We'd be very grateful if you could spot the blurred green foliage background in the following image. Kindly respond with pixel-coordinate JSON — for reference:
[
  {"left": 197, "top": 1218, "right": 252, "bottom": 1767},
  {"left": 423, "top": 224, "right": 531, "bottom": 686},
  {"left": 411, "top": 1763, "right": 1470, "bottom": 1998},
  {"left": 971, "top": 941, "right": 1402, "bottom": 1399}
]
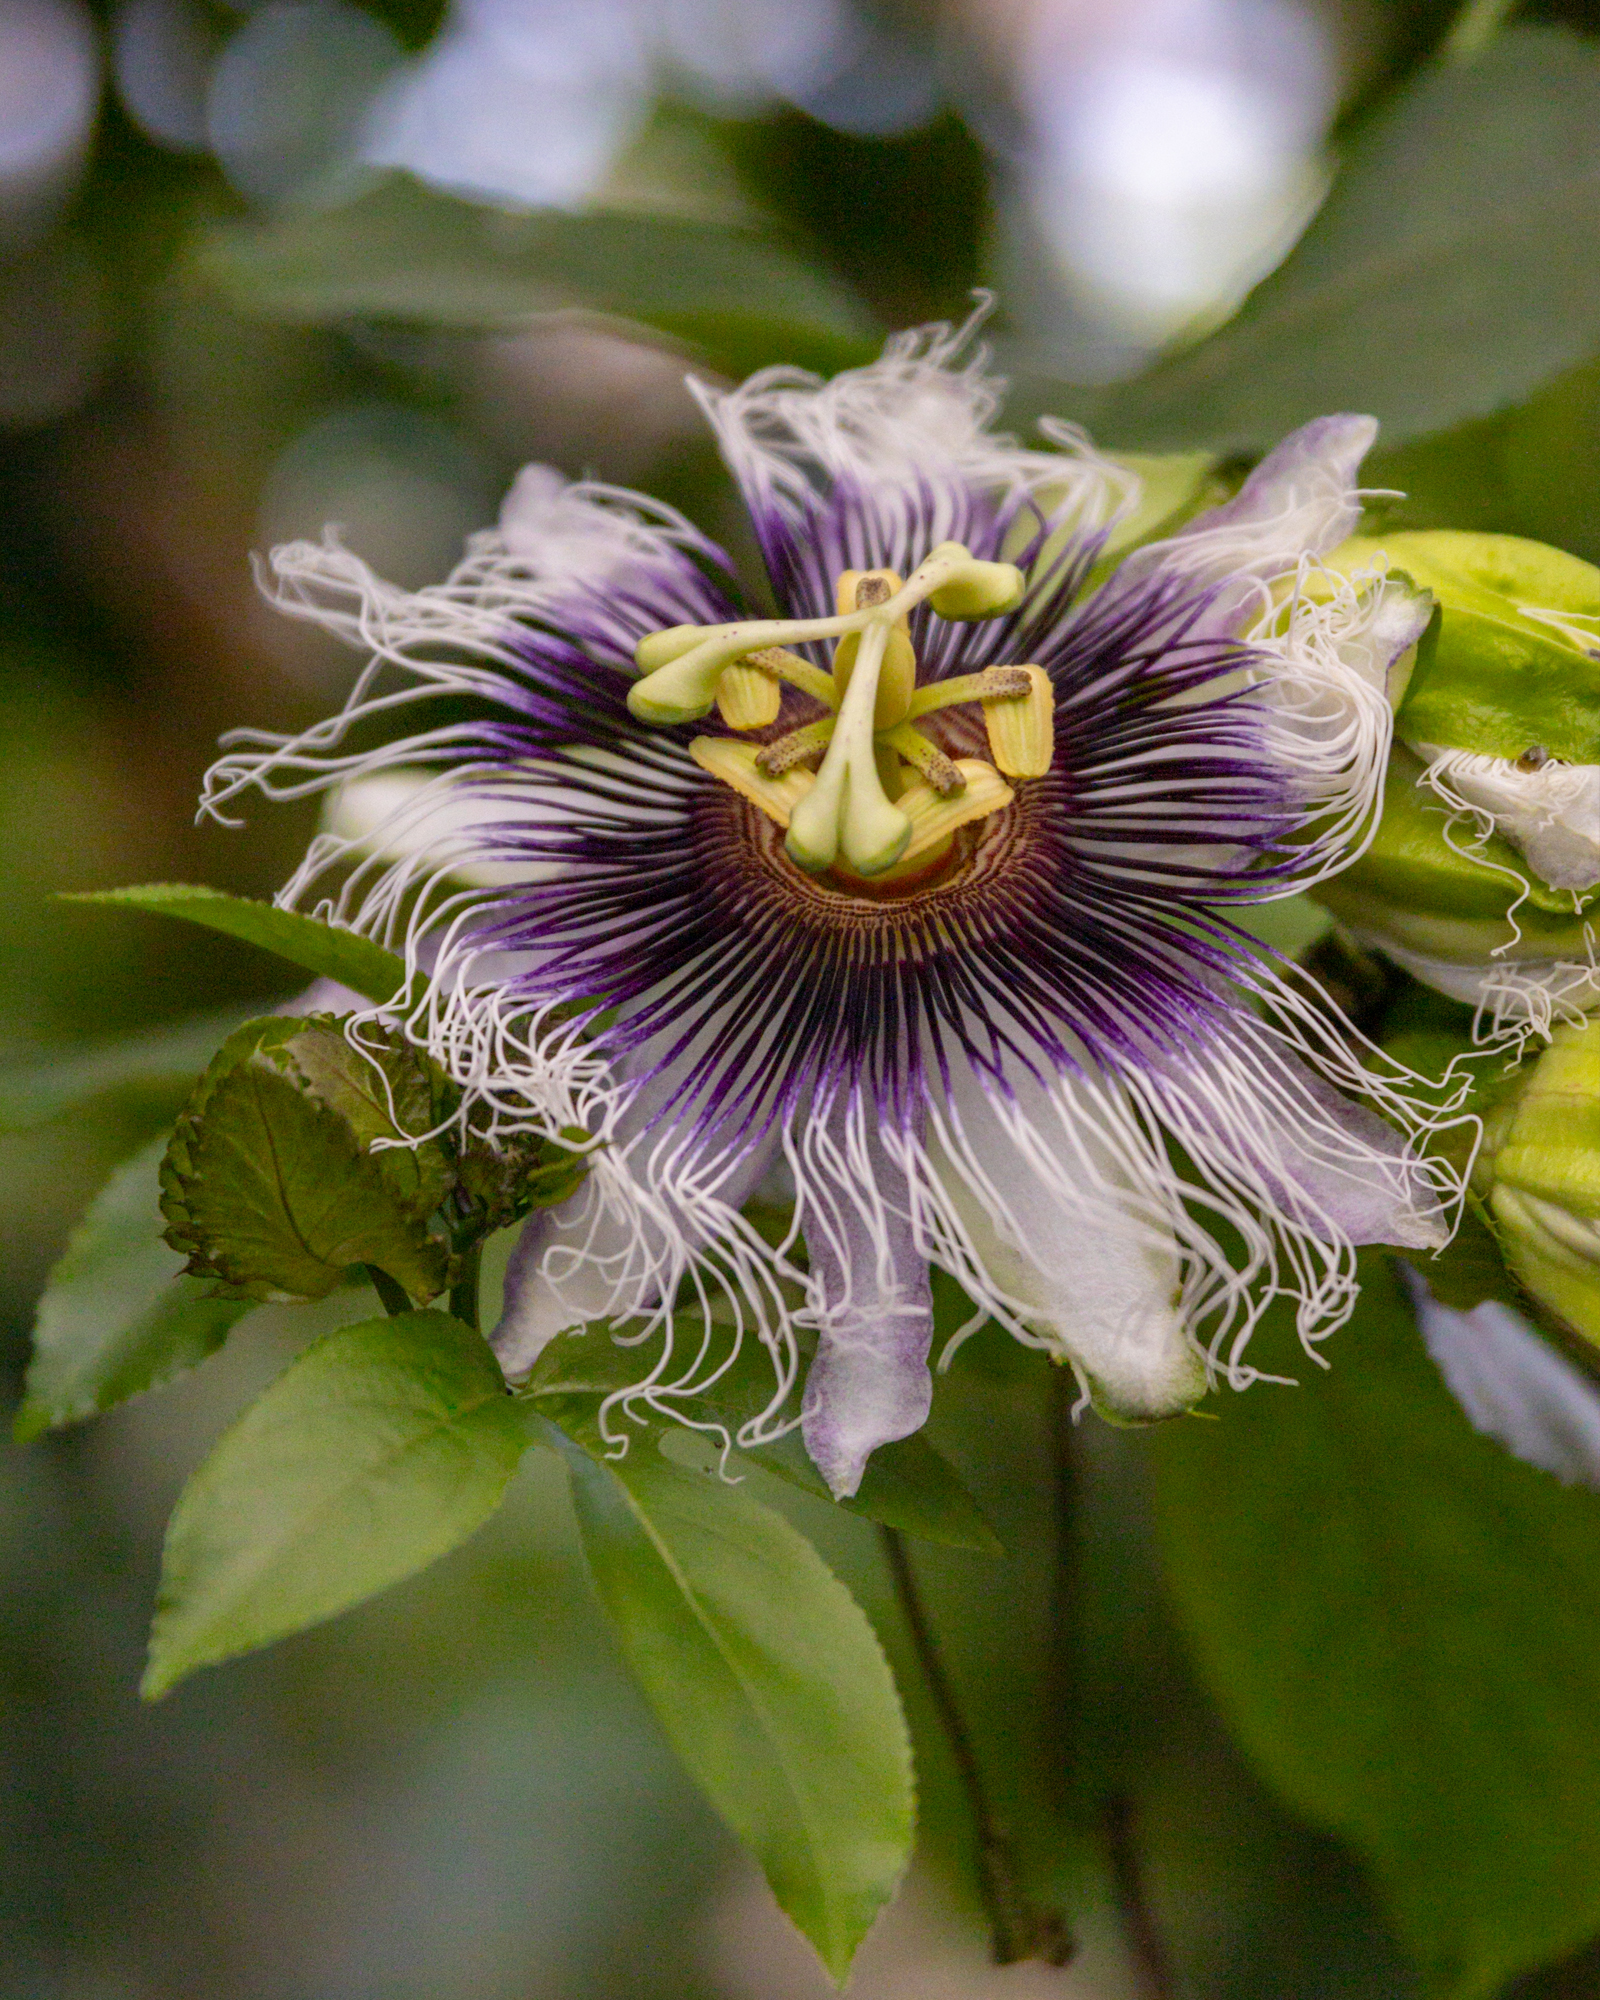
[{"left": 9, "top": 0, "right": 1600, "bottom": 1992}]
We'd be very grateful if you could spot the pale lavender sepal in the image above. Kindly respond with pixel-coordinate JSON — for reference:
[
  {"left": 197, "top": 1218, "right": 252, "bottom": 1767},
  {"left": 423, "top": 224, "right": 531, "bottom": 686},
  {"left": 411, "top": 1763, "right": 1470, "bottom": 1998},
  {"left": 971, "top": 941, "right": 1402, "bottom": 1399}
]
[
  {"left": 1108, "top": 414, "right": 1379, "bottom": 645},
  {"left": 800, "top": 1103, "right": 934, "bottom": 1500},
  {"left": 491, "top": 1063, "right": 782, "bottom": 1380},
  {"left": 1174, "top": 414, "right": 1377, "bottom": 566},
  {"left": 1263, "top": 1061, "right": 1448, "bottom": 1251},
  {"left": 1403, "top": 1265, "right": 1600, "bottom": 1488}
]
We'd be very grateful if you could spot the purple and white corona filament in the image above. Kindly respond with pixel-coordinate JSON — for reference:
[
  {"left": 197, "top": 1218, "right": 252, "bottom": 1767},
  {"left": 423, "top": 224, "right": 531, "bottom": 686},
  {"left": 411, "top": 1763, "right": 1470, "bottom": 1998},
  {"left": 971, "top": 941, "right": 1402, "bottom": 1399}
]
[{"left": 206, "top": 318, "right": 1464, "bottom": 1497}]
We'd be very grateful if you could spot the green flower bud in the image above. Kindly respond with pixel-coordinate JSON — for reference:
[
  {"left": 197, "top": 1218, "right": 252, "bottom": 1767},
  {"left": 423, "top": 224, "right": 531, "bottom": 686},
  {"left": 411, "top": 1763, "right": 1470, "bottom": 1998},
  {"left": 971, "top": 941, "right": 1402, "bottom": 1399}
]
[
  {"left": 1334, "top": 531, "right": 1600, "bottom": 767},
  {"left": 161, "top": 1015, "right": 459, "bottom": 1305},
  {"left": 160, "top": 1016, "right": 593, "bottom": 1308},
  {"left": 1475, "top": 1017, "right": 1600, "bottom": 1348},
  {"left": 1318, "top": 532, "right": 1600, "bottom": 1001}
]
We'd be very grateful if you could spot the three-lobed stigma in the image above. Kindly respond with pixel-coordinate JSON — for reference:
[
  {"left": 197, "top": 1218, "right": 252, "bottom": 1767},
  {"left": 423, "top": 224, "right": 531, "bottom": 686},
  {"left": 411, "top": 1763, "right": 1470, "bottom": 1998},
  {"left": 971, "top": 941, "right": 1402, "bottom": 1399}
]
[{"left": 629, "top": 543, "right": 1054, "bottom": 881}]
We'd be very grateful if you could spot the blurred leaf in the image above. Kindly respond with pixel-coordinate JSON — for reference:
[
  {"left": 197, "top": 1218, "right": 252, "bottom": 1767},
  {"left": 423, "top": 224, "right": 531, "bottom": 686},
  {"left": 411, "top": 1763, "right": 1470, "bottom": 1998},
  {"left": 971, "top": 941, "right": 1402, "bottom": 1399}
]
[
  {"left": 15, "top": 1133, "right": 254, "bottom": 1442},
  {"left": 64, "top": 885, "right": 407, "bottom": 1003},
  {"left": 526, "top": 1316, "right": 999, "bottom": 1552},
  {"left": 0, "top": 1003, "right": 256, "bottom": 1134},
  {"left": 160, "top": 1016, "right": 454, "bottom": 1304},
  {"left": 144, "top": 1310, "right": 526, "bottom": 1698},
  {"left": 747, "top": 1428, "right": 1000, "bottom": 1554},
  {"left": 550, "top": 1419, "right": 913, "bottom": 1982},
  {"left": 193, "top": 171, "right": 882, "bottom": 379},
  {"left": 1154, "top": 1254, "right": 1600, "bottom": 1999},
  {"left": 1101, "top": 28, "right": 1600, "bottom": 449}
]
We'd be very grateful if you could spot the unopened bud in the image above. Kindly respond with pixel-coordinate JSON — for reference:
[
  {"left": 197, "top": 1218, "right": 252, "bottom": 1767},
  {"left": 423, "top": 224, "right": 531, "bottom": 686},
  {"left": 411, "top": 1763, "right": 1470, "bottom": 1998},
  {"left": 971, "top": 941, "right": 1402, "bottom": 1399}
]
[{"left": 1475, "top": 1017, "right": 1600, "bottom": 1348}]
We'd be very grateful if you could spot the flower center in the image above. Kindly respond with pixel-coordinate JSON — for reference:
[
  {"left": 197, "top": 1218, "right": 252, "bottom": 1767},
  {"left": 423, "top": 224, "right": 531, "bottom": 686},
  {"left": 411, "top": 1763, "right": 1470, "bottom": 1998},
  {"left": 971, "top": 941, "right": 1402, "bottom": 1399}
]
[{"left": 627, "top": 541, "right": 1056, "bottom": 880}]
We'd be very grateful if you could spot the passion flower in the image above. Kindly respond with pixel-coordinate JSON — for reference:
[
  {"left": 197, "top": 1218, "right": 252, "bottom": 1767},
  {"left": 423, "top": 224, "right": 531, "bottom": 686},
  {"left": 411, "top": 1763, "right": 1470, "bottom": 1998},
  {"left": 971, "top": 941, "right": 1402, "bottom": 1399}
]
[{"left": 205, "top": 316, "right": 1456, "bottom": 1496}]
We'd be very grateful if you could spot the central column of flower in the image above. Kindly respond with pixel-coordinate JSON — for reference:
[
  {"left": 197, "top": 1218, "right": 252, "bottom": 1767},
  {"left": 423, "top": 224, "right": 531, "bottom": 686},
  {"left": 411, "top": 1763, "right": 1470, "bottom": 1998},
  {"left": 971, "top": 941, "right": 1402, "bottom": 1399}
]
[{"left": 627, "top": 541, "right": 1058, "bottom": 880}]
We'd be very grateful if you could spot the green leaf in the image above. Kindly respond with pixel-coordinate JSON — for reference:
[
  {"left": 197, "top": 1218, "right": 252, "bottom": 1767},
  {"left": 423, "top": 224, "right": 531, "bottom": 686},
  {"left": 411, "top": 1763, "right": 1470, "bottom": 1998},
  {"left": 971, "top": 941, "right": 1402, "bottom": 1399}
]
[
  {"left": 525, "top": 1315, "right": 999, "bottom": 1552},
  {"left": 1153, "top": 1253, "right": 1600, "bottom": 1998},
  {"left": 0, "top": 1003, "right": 257, "bottom": 1133},
  {"left": 144, "top": 1310, "right": 527, "bottom": 1698},
  {"left": 193, "top": 171, "right": 882, "bottom": 379},
  {"left": 63, "top": 884, "right": 406, "bottom": 1004},
  {"left": 551, "top": 1421, "right": 913, "bottom": 1981},
  {"left": 15, "top": 1133, "right": 254, "bottom": 1441},
  {"left": 1101, "top": 28, "right": 1600, "bottom": 449},
  {"left": 160, "top": 1016, "right": 455, "bottom": 1304}
]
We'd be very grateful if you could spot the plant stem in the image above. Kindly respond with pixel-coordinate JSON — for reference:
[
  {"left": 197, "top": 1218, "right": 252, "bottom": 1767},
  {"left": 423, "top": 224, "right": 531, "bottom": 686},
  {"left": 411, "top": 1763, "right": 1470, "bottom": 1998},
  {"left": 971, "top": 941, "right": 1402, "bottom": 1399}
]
[
  {"left": 449, "top": 1241, "right": 482, "bottom": 1333},
  {"left": 364, "top": 1264, "right": 412, "bottom": 1317},
  {"left": 878, "top": 1526, "right": 1072, "bottom": 1967},
  {"left": 1047, "top": 1362, "right": 1081, "bottom": 1809},
  {"left": 1103, "top": 1793, "right": 1175, "bottom": 2000},
  {"left": 1443, "top": 0, "right": 1518, "bottom": 61}
]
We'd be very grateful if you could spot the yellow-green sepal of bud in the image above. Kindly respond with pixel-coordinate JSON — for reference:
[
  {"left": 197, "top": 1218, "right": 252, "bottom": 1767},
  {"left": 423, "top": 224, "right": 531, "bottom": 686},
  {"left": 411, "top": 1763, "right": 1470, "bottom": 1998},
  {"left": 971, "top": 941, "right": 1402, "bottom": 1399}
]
[
  {"left": 1475, "top": 1018, "right": 1600, "bottom": 1346},
  {"left": 1329, "top": 531, "right": 1600, "bottom": 763},
  {"left": 1314, "top": 745, "right": 1597, "bottom": 963},
  {"left": 922, "top": 541, "right": 1026, "bottom": 621}
]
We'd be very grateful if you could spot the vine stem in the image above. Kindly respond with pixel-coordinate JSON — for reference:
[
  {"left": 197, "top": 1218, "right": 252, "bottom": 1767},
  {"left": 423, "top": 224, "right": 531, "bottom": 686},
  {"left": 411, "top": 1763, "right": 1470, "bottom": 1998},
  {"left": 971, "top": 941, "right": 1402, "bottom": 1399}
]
[
  {"left": 1049, "top": 1366, "right": 1174, "bottom": 1999},
  {"left": 1103, "top": 1794, "right": 1176, "bottom": 2000},
  {"left": 878, "top": 1525, "right": 1072, "bottom": 1967},
  {"left": 449, "top": 1240, "right": 483, "bottom": 1333}
]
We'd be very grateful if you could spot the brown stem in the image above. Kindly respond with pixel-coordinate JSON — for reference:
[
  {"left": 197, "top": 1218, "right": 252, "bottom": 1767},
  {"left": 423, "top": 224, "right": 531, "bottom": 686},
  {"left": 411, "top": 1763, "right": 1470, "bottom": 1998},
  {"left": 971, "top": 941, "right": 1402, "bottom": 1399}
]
[
  {"left": 879, "top": 1526, "right": 1073, "bottom": 1967},
  {"left": 1047, "top": 1362, "right": 1081, "bottom": 1810},
  {"left": 1103, "top": 1793, "right": 1176, "bottom": 2000}
]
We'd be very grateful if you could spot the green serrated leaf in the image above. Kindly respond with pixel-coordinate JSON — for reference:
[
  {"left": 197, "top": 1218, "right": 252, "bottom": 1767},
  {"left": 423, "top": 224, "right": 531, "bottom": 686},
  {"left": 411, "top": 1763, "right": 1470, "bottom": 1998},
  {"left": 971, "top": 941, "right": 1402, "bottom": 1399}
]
[
  {"left": 192, "top": 171, "right": 882, "bottom": 379},
  {"left": 1153, "top": 1253, "right": 1600, "bottom": 1999},
  {"left": 0, "top": 1003, "right": 258, "bottom": 1133},
  {"left": 525, "top": 1315, "right": 999, "bottom": 1553},
  {"left": 64, "top": 885, "right": 406, "bottom": 1003},
  {"left": 144, "top": 1310, "right": 527, "bottom": 1699},
  {"left": 15, "top": 1133, "right": 255, "bottom": 1441},
  {"left": 1101, "top": 28, "right": 1600, "bottom": 448},
  {"left": 160, "top": 1016, "right": 455, "bottom": 1303},
  {"left": 550, "top": 1419, "right": 913, "bottom": 1982}
]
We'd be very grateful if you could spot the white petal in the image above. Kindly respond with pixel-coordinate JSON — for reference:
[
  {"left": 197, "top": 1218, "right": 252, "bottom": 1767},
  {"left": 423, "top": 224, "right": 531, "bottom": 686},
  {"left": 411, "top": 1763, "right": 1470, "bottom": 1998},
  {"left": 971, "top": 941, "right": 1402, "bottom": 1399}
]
[
  {"left": 324, "top": 767, "right": 564, "bottom": 889},
  {"left": 1237, "top": 1051, "right": 1448, "bottom": 1252},
  {"left": 1167, "top": 413, "right": 1376, "bottom": 583},
  {"left": 1350, "top": 930, "right": 1600, "bottom": 1032},
  {"left": 1404, "top": 1265, "right": 1600, "bottom": 1488},
  {"left": 931, "top": 1060, "right": 1205, "bottom": 1421},
  {"left": 1115, "top": 414, "right": 1376, "bottom": 624},
  {"left": 694, "top": 311, "right": 1132, "bottom": 574},
  {"left": 1411, "top": 744, "right": 1600, "bottom": 893},
  {"left": 797, "top": 1092, "right": 933, "bottom": 1498},
  {"left": 490, "top": 1030, "right": 781, "bottom": 1378}
]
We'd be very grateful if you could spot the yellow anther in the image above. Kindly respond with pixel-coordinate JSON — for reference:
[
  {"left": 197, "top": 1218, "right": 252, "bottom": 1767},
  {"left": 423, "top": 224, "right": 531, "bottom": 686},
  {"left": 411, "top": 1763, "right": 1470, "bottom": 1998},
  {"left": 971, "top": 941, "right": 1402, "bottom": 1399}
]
[
  {"left": 715, "top": 662, "right": 781, "bottom": 730},
  {"left": 689, "top": 738, "right": 813, "bottom": 825},
  {"left": 981, "top": 665, "right": 1055, "bottom": 779}
]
